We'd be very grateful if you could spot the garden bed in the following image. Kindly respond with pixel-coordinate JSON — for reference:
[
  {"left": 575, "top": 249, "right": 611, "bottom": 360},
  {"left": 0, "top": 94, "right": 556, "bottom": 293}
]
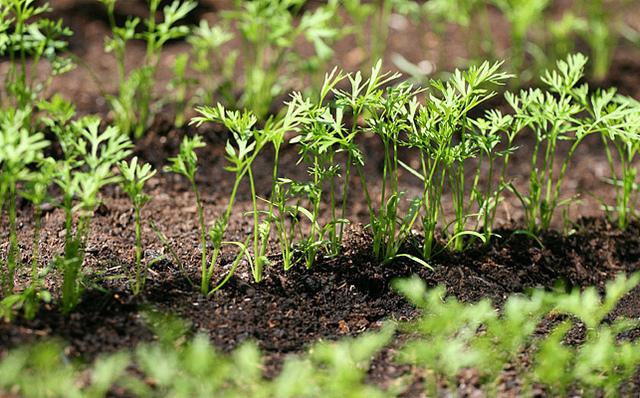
[{"left": 3, "top": 0, "right": 640, "bottom": 396}]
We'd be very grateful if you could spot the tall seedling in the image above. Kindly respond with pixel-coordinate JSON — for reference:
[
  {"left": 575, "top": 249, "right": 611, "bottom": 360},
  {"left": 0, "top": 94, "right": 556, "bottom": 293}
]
[
  {"left": 598, "top": 96, "right": 640, "bottom": 229},
  {"left": 288, "top": 71, "right": 364, "bottom": 265},
  {"left": 166, "top": 132, "right": 253, "bottom": 295},
  {"left": 404, "top": 61, "right": 511, "bottom": 257},
  {"left": 0, "top": 0, "right": 74, "bottom": 112},
  {"left": 119, "top": 158, "right": 157, "bottom": 294},
  {"left": 332, "top": 62, "right": 419, "bottom": 264},
  {"left": 190, "top": 101, "right": 308, "bottom": 284},
  {"left": 100, "top": 0, "right": 197, "bottom": 138},
  {"left": 223, "top": 0, "right": 340, "bottom": 119},
  {"left": 53, "top": 117, "right": 132, "bottom": 313},
  {"left": 505, "top": 54, "right": 632, "bottom": 232},
  {"left": 2, "top": 158, "right": 58, "bottom": 319},
  {"left": 0, "top": 110, "right": 49, "bottom": 295}
]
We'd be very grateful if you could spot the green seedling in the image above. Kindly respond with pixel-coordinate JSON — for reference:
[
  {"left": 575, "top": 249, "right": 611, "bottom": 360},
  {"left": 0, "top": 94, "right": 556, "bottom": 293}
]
[
  {"left": 0, "top": 108, "right": 49, "bottom": 295},
  {"left": 222, "top": 0, "right": 340, "bottom": 119},
  {"left": 394, "top": 277, "right": 549, "bottom": 395},
  {"left": 164, "top": 134, "right": 211, "bottom": 293},
  {"left": 0, "top": 157, "right": 57, "bottom": 320},
  {"left": 165, "top": 133, "right": 253, "bottom": 295},
  {"left": 0, "top": 156, "right": 56, "bottom": 321},
  {"left": 52, "top": 117, "right": 132, "bottom": 313},
  {"left": 0, "top": 341, "right": 129, "bottom": 398},
  {"left": 491, "top": 0, "right": 550, "bottom": 79},
  {"left": 190, "top": 100, "right": 308, "bottom": 284},
  {"left": 342, "top": 0, "right": 420, "bottom": 71},
  {"left": 271, "top": 71, "right": 346, "bottom": 265},
  {"left": 118, "top": 157, "right": 157, "bottom": 295},
  {"left": 364, "top": 84, "right": 423, "bottom": 262},
  {"left": 332, "top": 61, "right": 416, "bottom": 264},
  {"left": 505, "top": 54, "right": 634, "bottom": 232},
  {"left": 0, "top": 320, "right": 394, "bottom": 398},
  {"left": 187, "top": 20, "right": 236, "bottom": 109},
  {"left": 266, "top": 178, "right": 309, "bottom": 271},
  {"left": 289, "top": 94, "right": 357, "bottom": 263},
  {"left": 395, "top": 273, "right": 640, "bottom": 396},
  {"left": 2, "top": 274, "right": 640, "bottom": 396},
  {"left": 533, "top": 273, "right": 640, "bottom": 396},
  {"left": 291, "top": 62, "right": 413, "bottom": 265},
  {"left": 0, "top": 0, "right": 74, "bottom": 113},
  {"left": 403, "top": 61, "right": 511, "bottom": 257},
  {"left": 599, "top": 96, "right": 640, "bottom": 229},
  {"left": 100, "top": 0, "right": 197, "bottom": 138}
]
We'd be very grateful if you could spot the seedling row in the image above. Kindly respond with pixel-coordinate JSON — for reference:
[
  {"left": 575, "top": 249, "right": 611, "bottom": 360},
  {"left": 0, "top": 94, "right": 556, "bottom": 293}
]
[{"left": 2, "top": 1, "right": 640, "bottom": 396}]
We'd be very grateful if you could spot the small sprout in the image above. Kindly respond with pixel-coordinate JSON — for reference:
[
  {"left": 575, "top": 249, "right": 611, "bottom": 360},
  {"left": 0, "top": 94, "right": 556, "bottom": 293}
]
[
  {"left": 0, "top": 109, "right": 49, "bottom": 294},
  {"left": 119, "top": 157, "right": 157, "bottom": 295},
  {"left": 101, "top": 0, "right": 197, "bottom": 137},
  {"left": 51, "top": 116, "right": 133, "bottom": 313}
]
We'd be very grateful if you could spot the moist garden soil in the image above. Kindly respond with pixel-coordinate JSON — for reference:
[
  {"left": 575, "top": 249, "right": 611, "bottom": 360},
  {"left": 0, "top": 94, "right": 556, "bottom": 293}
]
[{"left": 3, "top": 1, "right": 640, "bottom": 396}]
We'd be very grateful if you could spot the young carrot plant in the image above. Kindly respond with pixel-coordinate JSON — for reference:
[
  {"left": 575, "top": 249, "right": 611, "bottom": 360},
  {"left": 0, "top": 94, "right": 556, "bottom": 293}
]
[
  {"left": 404, "top": 61, "right": 511, "bottom": 257},
  {"left": 190, "top": 101, "right": 309, "bottom": 283},
  {"left": 166, "top": 132, "right": 253, "bottom": 295},
  {"left": 253, "top": 97, "right": 315, "bottom": 271},
  {"left": 118, "top": 157, "right": 157, "bottom": 295},
  {"left": 266, "top": 178, "right": 310, "bottom": 271},
  {"left": 598, "top": 96, "right": 640, "bottom": 229},
  {"left": 164, "top": 135, "right": 211, "bottom": 293},
  {"left": 505, "top": 54, "right": 633, "bottom": 232},
  {"left": 365, "top": 84, "right": 423, "bottom": 262},
  {"left": 534, "top": 274, "right": 640, "bottom": 396},
  {"left": 52, "top": 117, "right": 132, "bottom": 313},
  {"left": 100, "top": 0, "right": 197, "bottom": 138},
  {"left": 342, "top": 0, "right": 420, "bottom": 70},
  {"left": 1, "top": 157, "right": 58, "bottom": 319},
  {"left": 395, "top": 273, "right": 640, "bottom": 396},
  {"left": 290, "top": 101, "right": 356, "bottom": 263},
  {"left": 222, "top": 0, "right": 340, "bottom": 119},
  {"left": 0, "top": 109, "right": 49, "bottom": 295},
  {"left": 332, "top": 62, "right": 419, "bottom": 264},
  {"left": 0, "top": 0, "right": 74, "bottom": 112},
  {"left": 491, "top": 0, "right": 550, "bottom": 79}
]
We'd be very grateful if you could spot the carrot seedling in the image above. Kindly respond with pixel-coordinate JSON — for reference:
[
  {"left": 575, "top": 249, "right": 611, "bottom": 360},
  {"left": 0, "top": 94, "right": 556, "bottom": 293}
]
[{"left": 119, "top": 157, "right": 157, "bottom": 295}]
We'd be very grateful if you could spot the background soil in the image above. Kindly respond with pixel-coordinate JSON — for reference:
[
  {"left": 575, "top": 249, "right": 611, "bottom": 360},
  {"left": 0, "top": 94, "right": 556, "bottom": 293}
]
[{"left": 2, "top": 1, "right": 640, "bottom": 396}]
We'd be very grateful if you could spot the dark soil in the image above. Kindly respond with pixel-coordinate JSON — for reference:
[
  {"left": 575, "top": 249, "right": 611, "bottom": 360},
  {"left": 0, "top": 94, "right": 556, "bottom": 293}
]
[{"left": 2, "top": 1, "right": 640, "bottom": 397}]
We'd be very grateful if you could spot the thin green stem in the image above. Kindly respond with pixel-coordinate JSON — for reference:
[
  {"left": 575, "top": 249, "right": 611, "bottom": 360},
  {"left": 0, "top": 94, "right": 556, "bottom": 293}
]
[
  {"left": 329, "top": 152, "right": 337, "bottom": 252},
  {"left": 204, "top": 170, "right": 244, "bottom": 294},
  {"left": 546, "top": 136, "right": 586, "bottom": 229},
  {"left": 191, "top": 179, "right": 208, "bottom": 294},
  {"left": 134, "top": 205, "right": 144, "bottom": 294},
  {"left": 247, "top": 166, "right": 262, "bottom": 282}
]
